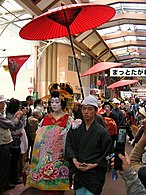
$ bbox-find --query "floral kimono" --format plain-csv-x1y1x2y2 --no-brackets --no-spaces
27,113,73,191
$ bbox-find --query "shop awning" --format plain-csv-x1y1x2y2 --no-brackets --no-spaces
107,80,139,89
81,62,123,77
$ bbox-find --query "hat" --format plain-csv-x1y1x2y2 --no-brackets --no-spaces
102,100,113,110
139,107,146,117
0,95,6,103
81,95,98,108
113,98,120,104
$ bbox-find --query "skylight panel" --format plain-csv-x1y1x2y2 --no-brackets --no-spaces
106,37,124,44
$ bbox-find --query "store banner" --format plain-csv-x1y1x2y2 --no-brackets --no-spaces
110,68,146,77
8,55,30,90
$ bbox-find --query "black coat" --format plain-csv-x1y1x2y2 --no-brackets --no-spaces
65,120,113,195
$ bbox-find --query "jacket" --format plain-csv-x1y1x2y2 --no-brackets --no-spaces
120,168,146,195
0,113,21,145
130,143,145,172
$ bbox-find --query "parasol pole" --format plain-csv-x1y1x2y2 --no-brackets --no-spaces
63,10,84,99
66,25,84,99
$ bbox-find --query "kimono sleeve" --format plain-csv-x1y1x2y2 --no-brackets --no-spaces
65,128,77,161
97,129,113,167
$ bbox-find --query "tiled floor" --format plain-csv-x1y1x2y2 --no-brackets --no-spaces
101,140,133,195
5,141,133,195
6,186,74,195
5,184,29,195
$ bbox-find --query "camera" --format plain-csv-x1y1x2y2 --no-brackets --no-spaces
114,126,127,170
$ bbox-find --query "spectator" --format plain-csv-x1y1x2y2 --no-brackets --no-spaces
34,98,45,116
25,95,34,162
17,101,28,184
125,110,135,144
112,98,125,127
133,97,140,117
120,100,127,118
6,98,25,188
131,106,146,146
102,100,118,148
97,98,104,115
111,153,146,194
26,95,34,118
27,109,42,162
0,95,23,195
130,117,146,188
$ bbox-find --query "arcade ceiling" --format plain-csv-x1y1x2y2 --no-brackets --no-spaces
1,0,146,68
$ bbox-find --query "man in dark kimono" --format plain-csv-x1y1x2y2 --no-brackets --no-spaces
65,95,113,195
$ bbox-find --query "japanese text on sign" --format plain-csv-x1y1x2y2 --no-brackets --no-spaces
110,68,146,77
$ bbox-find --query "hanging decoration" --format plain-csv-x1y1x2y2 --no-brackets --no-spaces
8,55,30,90
3,65,9,72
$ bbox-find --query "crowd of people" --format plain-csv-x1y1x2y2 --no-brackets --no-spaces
0,83,146,195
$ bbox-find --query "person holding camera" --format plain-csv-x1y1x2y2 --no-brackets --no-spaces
111,152,146,194
130,117,146,188
0,95,23,195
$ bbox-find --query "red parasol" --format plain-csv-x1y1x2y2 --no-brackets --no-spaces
19,3,115,99
81,62,123,77
107,80,139,89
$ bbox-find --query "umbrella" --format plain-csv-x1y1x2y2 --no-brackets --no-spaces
19,3,115,99
107,80,139,89
81,62,123,77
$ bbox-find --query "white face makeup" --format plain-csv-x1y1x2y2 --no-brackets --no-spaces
98,100,102,106
50,97,62,112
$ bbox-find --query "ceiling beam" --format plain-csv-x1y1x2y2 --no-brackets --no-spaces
113,49,146,57
15,0,42,16
122,58,146,62
33,0,42,5
103,31,146,40
74,30,93,42
42,0,60,12
98,49,109,58
109,40,146,50
97,12,146,30
90,40,102,50
93,29,118,61
118,54,146,61
72,38,98,61
106,55,115,61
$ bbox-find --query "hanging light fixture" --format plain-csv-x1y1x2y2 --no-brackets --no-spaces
127,21,132,32
116,22,122,33
126,47,130,53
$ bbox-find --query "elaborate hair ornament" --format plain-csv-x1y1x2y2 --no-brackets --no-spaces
42,82,74,110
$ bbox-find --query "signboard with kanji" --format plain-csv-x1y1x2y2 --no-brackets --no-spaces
110,68,146,77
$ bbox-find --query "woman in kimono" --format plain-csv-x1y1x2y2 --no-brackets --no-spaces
26,83,74,195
